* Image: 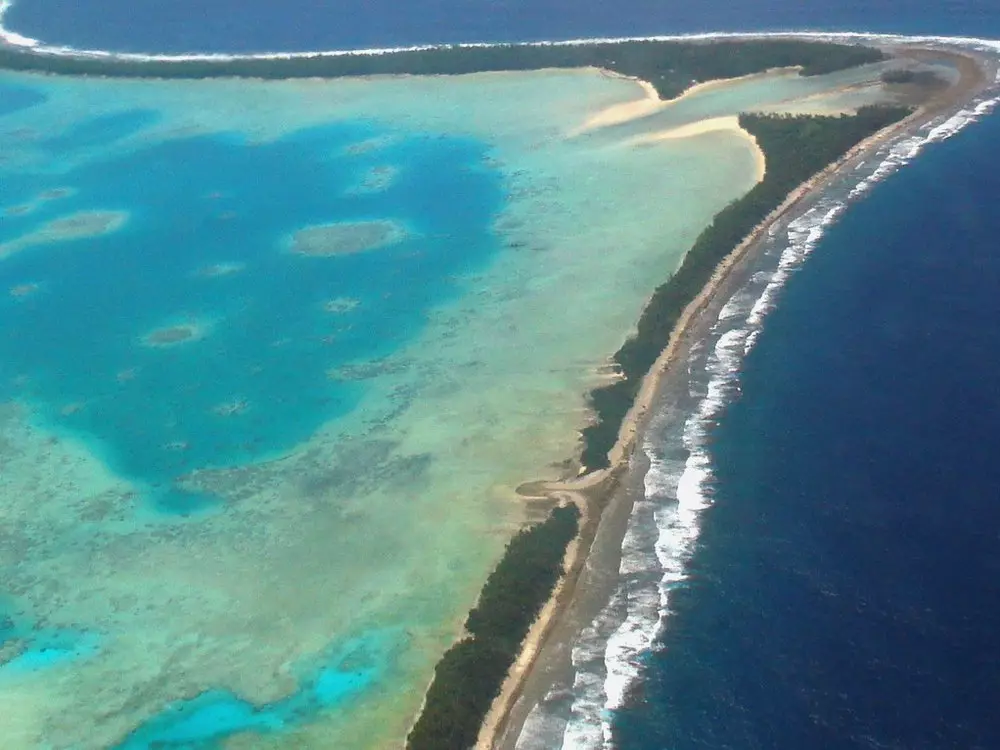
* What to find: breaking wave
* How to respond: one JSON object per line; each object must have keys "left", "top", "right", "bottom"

{"left": 2, "top": 1, "right": 1000, "bottom": 69}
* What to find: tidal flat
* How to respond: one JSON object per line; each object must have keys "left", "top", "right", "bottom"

{"left": 0, "top": 62, "right": 895, "bottom": 748}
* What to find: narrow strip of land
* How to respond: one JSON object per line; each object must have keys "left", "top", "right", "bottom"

{"left": 476, "top": 43, "right": 994, "bottom": 750}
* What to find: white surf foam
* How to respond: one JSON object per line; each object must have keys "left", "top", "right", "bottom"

{"left": 0, "top": 2, "right": 999, "bottom": 70}
{"left": 0, "top": 0, "right": 37, "bottom": 47}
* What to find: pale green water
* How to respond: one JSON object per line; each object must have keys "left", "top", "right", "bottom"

{"left": 0, "top": 66, "right": 890, "bottom": 748}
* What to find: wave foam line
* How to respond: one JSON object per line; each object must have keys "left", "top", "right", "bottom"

{"left": 552, "top": 73, "right": 1000, "bottom": 750}
{"left": 0, "top": 0, "right": 37, "bottom": 47}
{"left": 0, "top": 2, "right": 998, "bottom": 66}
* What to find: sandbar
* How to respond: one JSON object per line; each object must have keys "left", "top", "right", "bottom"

{"left": 289, "top": 219, "right": 407, "bottom": 257}
{"left": 571, "top": 70, "right": 664, "bottom": 134}
{"left": 573, "top": 67, "right": 804, "bottom": 136}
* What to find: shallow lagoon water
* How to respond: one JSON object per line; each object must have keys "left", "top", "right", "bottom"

{"left": 0, "top": 67, "right": 882, "bottom": 748}
{"left": 1, "top": 108, "right": 501, "bottom": 513}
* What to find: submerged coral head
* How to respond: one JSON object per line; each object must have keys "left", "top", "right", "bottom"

{"left": 290, "top": 219, "right": 407, "bottom": 257}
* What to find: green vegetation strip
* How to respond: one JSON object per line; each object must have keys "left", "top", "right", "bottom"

{"left": 580, "top": 105, "right": 912, "bottom": 470}
{"left": 407, "top": 106, "right": 910, "bottom": 749}
{"left": 407, "top": 504, "right": 579, "bottom": 750}
{"left": 0, "top": 39, "right": 883, "bottom": 98}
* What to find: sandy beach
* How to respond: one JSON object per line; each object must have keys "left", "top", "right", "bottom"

{"left": 473, "top": 42, "right": 995, "bottom": 750}
{"left": 573, "top": 66, "right": 802, "bottom": 136}
{"left": 624, "top": 115, "right": 767, "bottom": 182}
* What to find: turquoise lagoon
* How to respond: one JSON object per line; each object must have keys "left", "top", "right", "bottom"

{"left": 0, "top": 65, "right": 890, "bottom": 748}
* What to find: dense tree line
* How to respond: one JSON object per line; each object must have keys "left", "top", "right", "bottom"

{"left": 0, "top": 39, "right": 884, "bottom": 98}
{"left": 580, "top": 105, "right": 912, "bottom": 470}
{"left": 881, "top": 68, "right": 946, "bottom": 86}
{"left": 407, "top": 504, "right": 579, "bottom": 750}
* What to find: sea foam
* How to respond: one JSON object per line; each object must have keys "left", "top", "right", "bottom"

{"left": 3, "top": 1, "right": 1000, "bottom": 69}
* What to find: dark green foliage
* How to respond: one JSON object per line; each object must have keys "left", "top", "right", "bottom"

{"left": 0, "top": 39, "right": 883, "bottom": 98}
{"left": 581, "top": 105, "right": 912, "bottom": 470}
{"left": 465, "top": 506, "right": 578, "bottom": 646}
{"left": 407, "top": 504, "right": 579, "bottom": 750}
{"left": 407, "top": 638, "right": 512, "bottom": 750}
{"left": 881, "top": 68, "right": 946, "bottom": 86}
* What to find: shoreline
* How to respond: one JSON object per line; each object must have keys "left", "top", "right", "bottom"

{"left": 1, "top": 9, "right": 1000, "bottom": 63}
{"left": 576, "top": 67, "right": 768, "bottom": 179}
{"left": 475, "top": 43, "right": 996, "bottom": 750}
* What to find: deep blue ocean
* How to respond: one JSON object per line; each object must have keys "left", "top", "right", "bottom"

{"left": 614, "top": 107, "right": 1000, "bottom": 750}
{"left": 3, "top": 0, "right": 1000, "bottom": 54}
{"left": 5, "top": 2, "right": 1000, "bottom": 750}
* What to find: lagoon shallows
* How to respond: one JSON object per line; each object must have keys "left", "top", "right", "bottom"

{"left": 0, "top": 64, "right": 885, "bottom": 748}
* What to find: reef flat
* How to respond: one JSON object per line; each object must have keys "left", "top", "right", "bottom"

{"left": 289, "top": 219, "right": 408, "bottom": 257}
{"left": 140, "top": 322, "right": 207, "bottom": 347}
{"left": 0, "top": 34, "right": 969, "bottom": 750}
{"left": 0, "top": 209, "right": 127, "bottom": 257}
